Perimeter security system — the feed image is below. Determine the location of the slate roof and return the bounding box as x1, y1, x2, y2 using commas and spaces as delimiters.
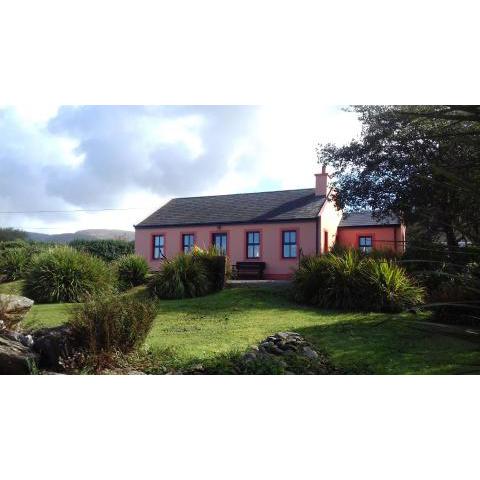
338, 211, 400, 228
136, 188, 326, 228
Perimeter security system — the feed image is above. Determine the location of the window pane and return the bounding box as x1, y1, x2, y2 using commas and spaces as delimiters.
214, 234, 227, 254
254, 232, 259, 244
283, 245, 289, 257
291, 245, 297, 257
359, 237, 365, 246
290, 231, 296, 243
248, 232, 253, 244
183, 234, 194, 253
365, 237, 372, 246
159, 235, 164, 246
253, 245, 259, 257
247, 245, 253, 258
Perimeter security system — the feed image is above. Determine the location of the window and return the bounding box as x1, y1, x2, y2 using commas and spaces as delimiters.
359, 236, 373, 253
153, 235, 165, 259
182, 233, 195, 253
212, 233, 227, 255
246, 231, 260, 258
282, 230, 297, 258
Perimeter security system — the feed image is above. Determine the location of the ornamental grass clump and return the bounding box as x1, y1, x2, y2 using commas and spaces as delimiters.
0, 247, 30, 281
114, 254, 149, 291
293, 249, 424, 313
69, 294, 156, 355
361, 258, 425, 313
23, 246, 114, 303
192, 246, 229, 291
148, 253, 210, 299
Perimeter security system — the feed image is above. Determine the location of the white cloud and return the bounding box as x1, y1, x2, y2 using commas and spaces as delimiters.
0, 105, 360, 233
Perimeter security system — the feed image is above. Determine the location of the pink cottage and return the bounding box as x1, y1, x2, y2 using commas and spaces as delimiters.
134, 168, 405, 279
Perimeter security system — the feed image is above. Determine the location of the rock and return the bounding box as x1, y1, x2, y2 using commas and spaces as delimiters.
0, 294, 34, 330
237, 331, 338, 375
1, 330, 34, 348
302, 346, 319, 359
0, 334, 38, 374
269, 345, 285, 355
243, 352, 257, 362
102, 368, 145, 375
31, 325, 84, 371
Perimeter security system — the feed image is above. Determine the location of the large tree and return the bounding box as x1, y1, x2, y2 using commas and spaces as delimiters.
318, 105, 480, 249
0, 227, 27, 242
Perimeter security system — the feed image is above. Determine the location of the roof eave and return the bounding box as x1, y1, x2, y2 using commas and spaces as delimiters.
338, 223, 401, 229
135, 217, 318, 229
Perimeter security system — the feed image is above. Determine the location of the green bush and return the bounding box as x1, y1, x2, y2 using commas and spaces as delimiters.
0, 247, 30, 281
23, 246, 114, 303
361, 258, 425, 313
148, 253, 210, 299
294, 250, 364, 309
192, 246, 229, 291
0, 228, 27, 242
0, 239, 29, 251
70, 239, 134, 262
423, 263, 480, 325
69, 294, 156, 355
114, 254, 149, 290
293, 249, 424, 312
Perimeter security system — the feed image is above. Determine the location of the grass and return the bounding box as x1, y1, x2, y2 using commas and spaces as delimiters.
2, 280, 480, 374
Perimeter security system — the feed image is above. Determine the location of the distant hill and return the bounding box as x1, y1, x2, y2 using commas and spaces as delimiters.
26, 229, 135, 243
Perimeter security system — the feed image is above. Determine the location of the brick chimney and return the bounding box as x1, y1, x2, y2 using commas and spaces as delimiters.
315, 165, 329, 196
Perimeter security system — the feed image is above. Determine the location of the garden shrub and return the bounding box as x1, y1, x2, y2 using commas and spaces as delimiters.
114, 254, 149, 291
23, 246, 114, 303
0, 239, 29, 252
361, 258, 425, 313
0, 247, 30, 281
400, 243, 480, 324
294, 250, 365, 310
293, 249, 424, 312
70, 239, 134, 262
148, 253, 210, 299
69, 294, 156, 355
192, 246, 229, 291
424, 262, 480, 325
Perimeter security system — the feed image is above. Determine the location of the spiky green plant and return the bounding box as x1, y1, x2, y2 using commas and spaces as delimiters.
148, 253, 210, 299
114, 254, 149, 291
361, 258, 424, 312
0, 247, 30, 281
320, 249, 365, 310
192, 245, 229, 290
23, 246, 114, 303
293, 255, 330, 304
293, 249, 424, 312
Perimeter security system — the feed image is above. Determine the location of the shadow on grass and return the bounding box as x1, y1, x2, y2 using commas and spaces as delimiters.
294, 318, 480, 375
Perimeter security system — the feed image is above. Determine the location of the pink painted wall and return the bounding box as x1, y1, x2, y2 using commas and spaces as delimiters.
336, 225, 405, 252
135, 221, 318, 279
318, 196, 342, 253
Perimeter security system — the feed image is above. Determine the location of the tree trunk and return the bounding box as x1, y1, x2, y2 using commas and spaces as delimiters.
444, 225, 458, 257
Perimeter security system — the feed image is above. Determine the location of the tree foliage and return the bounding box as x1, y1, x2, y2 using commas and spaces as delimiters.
0, 227, 28, 242
69, 239, 134, 262
317, 105, 480, 248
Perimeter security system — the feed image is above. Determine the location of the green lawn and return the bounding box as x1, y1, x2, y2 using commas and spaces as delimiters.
2, 281, 480, 374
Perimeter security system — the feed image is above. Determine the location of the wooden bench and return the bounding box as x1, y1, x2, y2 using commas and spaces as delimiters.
234, 261, 266, 280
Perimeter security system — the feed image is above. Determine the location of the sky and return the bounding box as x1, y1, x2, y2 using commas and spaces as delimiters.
0, 105, 361, 233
